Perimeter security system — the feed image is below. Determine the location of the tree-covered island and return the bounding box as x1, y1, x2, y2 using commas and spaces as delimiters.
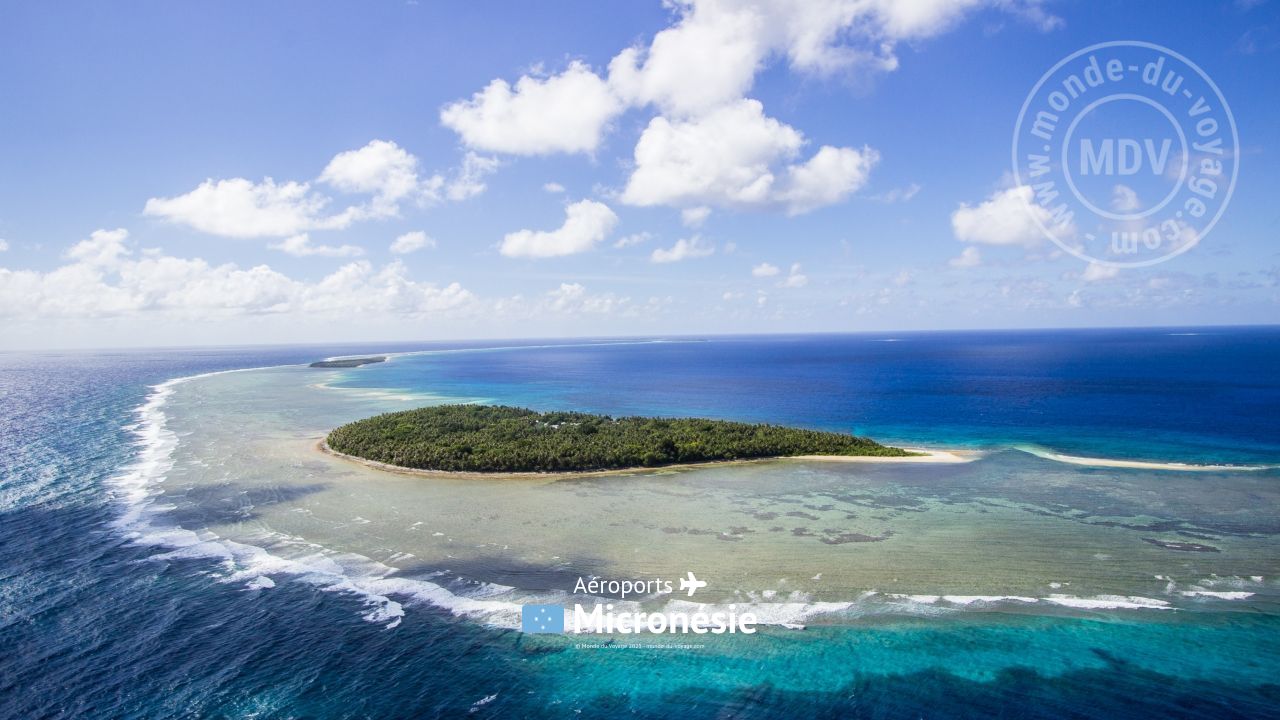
325, 404, 914, 473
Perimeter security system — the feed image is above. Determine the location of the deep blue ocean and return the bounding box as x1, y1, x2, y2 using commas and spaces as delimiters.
2, 328, 1278, 718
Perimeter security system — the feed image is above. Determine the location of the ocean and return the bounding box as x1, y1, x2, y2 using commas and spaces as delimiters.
2, 328, 1278, 718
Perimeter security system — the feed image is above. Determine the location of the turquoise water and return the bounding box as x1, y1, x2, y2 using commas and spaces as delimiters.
2, 330, 1279, 718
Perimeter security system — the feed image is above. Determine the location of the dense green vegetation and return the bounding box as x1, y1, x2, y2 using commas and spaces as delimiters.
326, 404, 912, 473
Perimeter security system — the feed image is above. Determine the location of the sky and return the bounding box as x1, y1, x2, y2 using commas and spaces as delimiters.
1, 0, 1277, 350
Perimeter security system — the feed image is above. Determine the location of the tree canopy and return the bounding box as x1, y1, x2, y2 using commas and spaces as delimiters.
326, 404, 911, 473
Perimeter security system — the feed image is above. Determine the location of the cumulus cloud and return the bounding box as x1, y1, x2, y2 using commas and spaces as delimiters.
543, 182, 566, 194
621, 100, 876, 214
0, 229, 474, 321
622, 100, 801, 208
606, 0, 1056, 117
777, 144, 879, 215
651, 235, 715, 263
500, 199, 619, 258
66, 228, 131, 267
440, 61, 623, 155
319, 139, 430, 209
607, 2, 766, 117
390, 231, 436, 254
268, 233, 364, 258
951, 185, 1073, 247
439, 0, 1057, 223
143, 178, 351, 239
145, 140, 485, 240
752, 262, 780, 277
0, 239, 8, 252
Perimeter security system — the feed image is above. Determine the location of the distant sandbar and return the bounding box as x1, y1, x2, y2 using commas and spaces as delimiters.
309, 356, 387, 369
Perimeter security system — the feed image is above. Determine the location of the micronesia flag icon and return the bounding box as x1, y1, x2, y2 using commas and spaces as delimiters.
521, 604, 564, 634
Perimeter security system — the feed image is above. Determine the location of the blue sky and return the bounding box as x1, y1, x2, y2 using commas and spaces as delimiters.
1, 0, 1277, 349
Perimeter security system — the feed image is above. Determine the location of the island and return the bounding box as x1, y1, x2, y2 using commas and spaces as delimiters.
324, 404, 915, 473
309, 356, 387, 368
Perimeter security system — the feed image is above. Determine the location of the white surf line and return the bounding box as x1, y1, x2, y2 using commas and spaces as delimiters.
104, 364, 539, 630
1014, 445, 1272, 472
790, 448, 984, 464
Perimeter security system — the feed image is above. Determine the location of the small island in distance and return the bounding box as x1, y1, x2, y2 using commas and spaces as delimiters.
325, 404, 914, 473
309, 356, 387, 368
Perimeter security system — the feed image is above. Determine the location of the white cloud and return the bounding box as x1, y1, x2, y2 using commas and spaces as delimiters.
500, 199, 619, 258
319, 140, 429, 210
604, 0, 1054, 116
605, 0, 1059, 117
613, 231, 651, 248
621, 100, 875, 214
951, 185, 1073, 247
949, 246, 982, 268
436, 0, 1059, 229
622, 100, 801, 209
390, 231, 436, 255
0, 239, 8, 252
65, 228, 131, 267
778, 144, 879, 215
543, 182, 566, 194
440, 61, 623, 155
143, 178, 351, 239
651, 235, 715, 263
607, 2, 766, 117
0, 229, 474, 321
681, 206, 712, 227
752, 262, 780, 277
145, 140, 485, 240
439, 0, 1056, 220
777, 262, 808, 287
268, 233, 364, 258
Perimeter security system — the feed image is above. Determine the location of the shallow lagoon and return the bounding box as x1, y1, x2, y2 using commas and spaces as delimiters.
134, 342, 1280, 633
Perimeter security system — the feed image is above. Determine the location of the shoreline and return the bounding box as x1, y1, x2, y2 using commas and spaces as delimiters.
791, 448, 982, 464
317, 440, 981, 479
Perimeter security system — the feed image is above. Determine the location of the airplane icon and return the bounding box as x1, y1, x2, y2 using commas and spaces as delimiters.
678, 571, 707, 597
